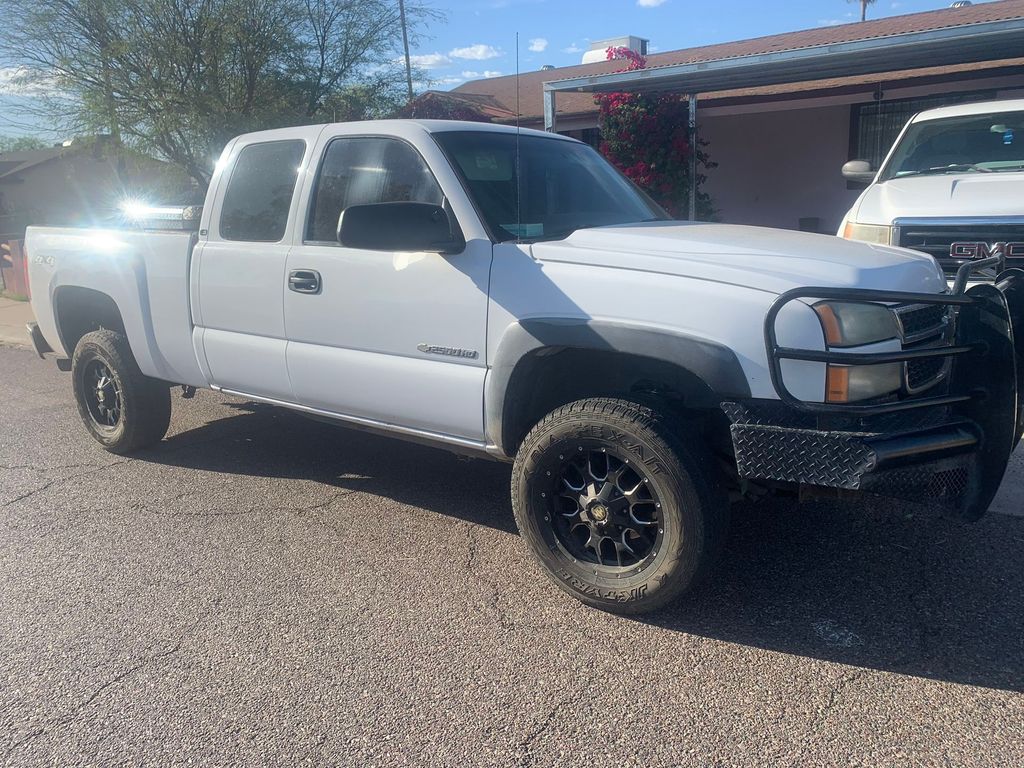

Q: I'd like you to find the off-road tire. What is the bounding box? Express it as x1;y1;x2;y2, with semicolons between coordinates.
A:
71;330;171;454
511;398;727;615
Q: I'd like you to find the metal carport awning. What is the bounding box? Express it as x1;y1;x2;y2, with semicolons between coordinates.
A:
542;16;1024;219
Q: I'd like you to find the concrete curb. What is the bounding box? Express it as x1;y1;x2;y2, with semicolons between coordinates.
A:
0;296;34;347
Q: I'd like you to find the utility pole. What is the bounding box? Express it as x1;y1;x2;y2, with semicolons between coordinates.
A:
398;0;414;102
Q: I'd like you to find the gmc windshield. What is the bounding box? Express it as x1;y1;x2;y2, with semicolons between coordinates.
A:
880;110;1024;181
433;131;666;242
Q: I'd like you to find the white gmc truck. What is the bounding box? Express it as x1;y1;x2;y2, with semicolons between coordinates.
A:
25;120;1024;614
839;98;1024;278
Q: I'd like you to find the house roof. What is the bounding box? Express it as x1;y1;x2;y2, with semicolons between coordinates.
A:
0;147;72;180
411;90;519;120
452;0;1024;123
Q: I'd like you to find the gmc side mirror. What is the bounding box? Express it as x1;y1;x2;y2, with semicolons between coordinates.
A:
337;202;464;254
841;159;876;184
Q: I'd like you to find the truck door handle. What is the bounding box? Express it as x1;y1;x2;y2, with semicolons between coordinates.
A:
288;269;321;294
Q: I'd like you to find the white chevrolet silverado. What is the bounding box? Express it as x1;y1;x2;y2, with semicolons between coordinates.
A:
839;98;1024;279
25;120;1024;614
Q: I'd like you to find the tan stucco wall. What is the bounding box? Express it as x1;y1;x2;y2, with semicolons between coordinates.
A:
700;104;857;234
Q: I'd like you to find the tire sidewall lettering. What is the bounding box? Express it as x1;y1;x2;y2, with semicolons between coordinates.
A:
523;421;678;602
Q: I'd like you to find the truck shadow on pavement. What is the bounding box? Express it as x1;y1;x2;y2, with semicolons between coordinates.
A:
657;499;1024;693
149;399;519;535
146;398;1024;693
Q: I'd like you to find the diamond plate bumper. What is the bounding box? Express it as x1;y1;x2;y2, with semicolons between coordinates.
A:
727;263;1024;520
722;401;978;492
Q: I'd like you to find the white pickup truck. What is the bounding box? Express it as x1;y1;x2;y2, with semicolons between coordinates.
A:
839;98;1024;279
25;120;1024;614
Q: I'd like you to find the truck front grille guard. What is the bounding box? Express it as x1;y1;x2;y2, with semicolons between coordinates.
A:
739;255;1021;519
764;255;1004;417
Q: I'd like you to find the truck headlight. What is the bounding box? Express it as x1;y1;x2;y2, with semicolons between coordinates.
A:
814;301;900;347
814;302;903;403
842;221;892;245
825;363;903;403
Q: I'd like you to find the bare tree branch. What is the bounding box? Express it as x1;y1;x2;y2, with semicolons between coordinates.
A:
0;0;441;185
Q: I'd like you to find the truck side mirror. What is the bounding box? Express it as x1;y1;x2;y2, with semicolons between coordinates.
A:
842;160;876;184
337;202;464;254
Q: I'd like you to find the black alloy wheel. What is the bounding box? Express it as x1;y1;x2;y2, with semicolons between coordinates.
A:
512;398;727;615
71;330;172;454
82;358;123;430
547;446;663;572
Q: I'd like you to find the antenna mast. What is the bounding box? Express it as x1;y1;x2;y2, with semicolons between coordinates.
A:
515;32;522;244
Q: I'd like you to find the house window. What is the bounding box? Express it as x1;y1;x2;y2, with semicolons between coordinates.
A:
850;91;995;169
558;128;601;149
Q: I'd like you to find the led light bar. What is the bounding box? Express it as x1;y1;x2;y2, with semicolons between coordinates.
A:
120;201;203;231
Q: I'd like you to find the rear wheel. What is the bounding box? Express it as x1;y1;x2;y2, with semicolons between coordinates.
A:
511;398;727;615
71;330;171;454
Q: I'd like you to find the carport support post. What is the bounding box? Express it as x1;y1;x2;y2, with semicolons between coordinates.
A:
543;88;556;132
688;93;698;221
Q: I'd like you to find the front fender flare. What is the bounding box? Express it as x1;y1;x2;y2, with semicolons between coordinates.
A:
485;318;751;456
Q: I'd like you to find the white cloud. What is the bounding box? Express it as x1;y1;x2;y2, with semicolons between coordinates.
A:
528;38;548;53
818;12;854;26
449;44;502;60
461;70;502;79
637;0;667;6
407;52;451;68
435;76;465;86
563;43;584;54
0;66;59;97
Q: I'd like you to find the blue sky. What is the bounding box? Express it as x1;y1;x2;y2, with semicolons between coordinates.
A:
417;0;971;89
0;0;982;137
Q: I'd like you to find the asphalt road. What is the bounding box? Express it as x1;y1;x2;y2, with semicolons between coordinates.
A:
1;343;1022;767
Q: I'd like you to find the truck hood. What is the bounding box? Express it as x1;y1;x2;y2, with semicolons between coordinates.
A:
851;171;1024;225
531;222;947;296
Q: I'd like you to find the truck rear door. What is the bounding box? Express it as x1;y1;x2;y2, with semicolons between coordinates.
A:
195;129;316;400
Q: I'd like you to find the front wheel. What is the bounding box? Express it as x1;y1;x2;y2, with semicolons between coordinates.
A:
511;398;727;615
71;330;171;454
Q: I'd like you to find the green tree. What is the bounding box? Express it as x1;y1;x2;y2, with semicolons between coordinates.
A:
396;93;492;122
0;0;440;185
0;135;48;153
849;0;877;22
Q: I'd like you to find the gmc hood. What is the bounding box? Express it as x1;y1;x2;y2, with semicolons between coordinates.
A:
851;171;1024;224
531;222;947;296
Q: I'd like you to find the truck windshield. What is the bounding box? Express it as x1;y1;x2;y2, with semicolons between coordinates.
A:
880;110;1024;181
433;131;667;242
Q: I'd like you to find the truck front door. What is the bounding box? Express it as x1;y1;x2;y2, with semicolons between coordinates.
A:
283;132;492;442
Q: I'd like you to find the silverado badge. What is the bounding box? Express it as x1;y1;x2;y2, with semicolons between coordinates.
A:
417;343;479;359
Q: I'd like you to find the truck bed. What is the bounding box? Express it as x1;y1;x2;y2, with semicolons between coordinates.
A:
26;226;207;387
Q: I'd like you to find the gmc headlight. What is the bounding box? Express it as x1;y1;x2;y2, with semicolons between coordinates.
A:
842;221;892;245
814;301;900;347
814;301;903;403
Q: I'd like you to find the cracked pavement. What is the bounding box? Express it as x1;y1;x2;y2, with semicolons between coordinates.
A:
1;344;1023;766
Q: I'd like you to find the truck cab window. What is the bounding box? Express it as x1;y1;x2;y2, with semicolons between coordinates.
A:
219;140;306;242
307;137;444;243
